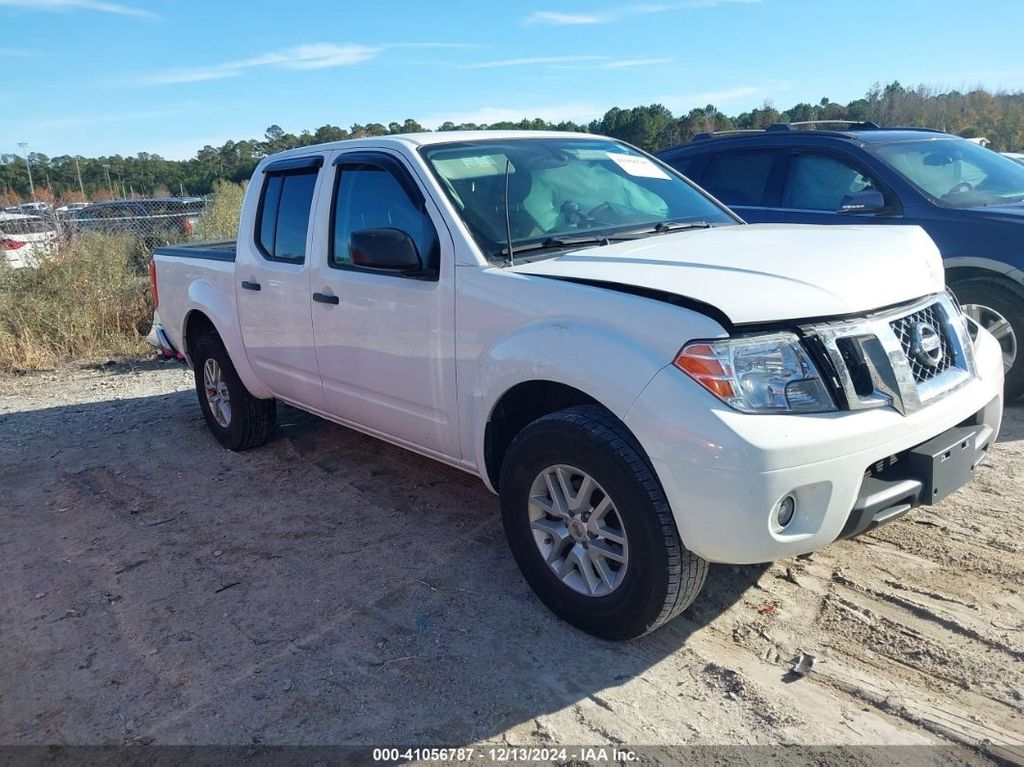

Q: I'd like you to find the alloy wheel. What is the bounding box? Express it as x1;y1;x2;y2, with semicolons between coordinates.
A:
202;358;232;428
528;464;629;597
962;303;1017;373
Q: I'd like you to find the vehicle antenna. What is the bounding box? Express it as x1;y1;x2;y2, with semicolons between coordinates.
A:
504;158;514;267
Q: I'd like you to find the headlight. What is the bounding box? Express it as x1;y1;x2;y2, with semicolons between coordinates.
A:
673;332;836;413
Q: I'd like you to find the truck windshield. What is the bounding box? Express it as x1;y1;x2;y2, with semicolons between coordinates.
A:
871;138;1024;209
421;138;736;262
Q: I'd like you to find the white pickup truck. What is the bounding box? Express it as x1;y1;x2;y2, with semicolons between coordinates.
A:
152;131;1004;639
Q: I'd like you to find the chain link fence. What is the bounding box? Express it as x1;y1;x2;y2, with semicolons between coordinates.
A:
1;196;210;270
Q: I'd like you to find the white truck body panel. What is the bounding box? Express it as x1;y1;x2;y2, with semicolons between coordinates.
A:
153;131;1004;567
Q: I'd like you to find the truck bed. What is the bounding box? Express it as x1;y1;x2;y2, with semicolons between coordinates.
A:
155;240;236;261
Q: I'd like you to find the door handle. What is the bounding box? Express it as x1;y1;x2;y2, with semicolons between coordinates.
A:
240;280;261;291
312;292;339;305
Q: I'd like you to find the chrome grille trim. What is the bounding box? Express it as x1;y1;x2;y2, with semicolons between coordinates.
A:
802;293;974;416
890;303;955;383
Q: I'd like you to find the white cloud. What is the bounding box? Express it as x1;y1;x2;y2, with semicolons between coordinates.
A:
528;11;606;24
460;55;610;69
139;41;474;85
418;102;603;128
0;0;155;19
525;0;758;25
141;43;383;85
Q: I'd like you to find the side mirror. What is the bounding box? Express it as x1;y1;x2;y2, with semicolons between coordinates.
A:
349;227;423;272
839;188;886;214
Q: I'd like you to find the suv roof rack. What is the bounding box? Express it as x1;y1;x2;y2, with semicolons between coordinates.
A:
690;121;952;144
692;129;766;141
766;120;881;131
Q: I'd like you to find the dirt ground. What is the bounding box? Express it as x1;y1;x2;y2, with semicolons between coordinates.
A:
1;360;1022;759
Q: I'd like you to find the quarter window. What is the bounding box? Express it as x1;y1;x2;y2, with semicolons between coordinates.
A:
256;169;318;263
701;150;776;207
331;165;439;273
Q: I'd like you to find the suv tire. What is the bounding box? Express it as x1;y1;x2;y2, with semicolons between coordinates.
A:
952;277;1024;399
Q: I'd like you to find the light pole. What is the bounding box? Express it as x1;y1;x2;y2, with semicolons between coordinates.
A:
75;157;86;199
17;141;35;201
103;164;112;195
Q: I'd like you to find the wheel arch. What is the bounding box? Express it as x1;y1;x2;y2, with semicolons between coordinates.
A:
945;258;1024;292
179;299;273;400
483;380;652;492
183;309;217;360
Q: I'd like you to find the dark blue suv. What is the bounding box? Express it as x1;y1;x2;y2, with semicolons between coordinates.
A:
657;122;1024;398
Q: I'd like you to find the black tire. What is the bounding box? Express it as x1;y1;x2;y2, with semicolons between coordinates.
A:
950;277;1024;400
192;331;277;450
499;404;707;640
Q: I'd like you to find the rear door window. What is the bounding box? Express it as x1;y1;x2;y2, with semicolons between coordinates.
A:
256;168;319;263
663;153;698;178
701;150;777;207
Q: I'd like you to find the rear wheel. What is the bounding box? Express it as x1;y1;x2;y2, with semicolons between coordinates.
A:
192;331;276;450
499;405;707;640
952;277;1024;399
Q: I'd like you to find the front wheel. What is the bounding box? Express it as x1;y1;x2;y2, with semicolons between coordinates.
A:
499;405;707;640
192;331;277;450
952;277;1024;400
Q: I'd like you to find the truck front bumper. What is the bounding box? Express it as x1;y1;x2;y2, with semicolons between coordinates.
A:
624;327;1005;564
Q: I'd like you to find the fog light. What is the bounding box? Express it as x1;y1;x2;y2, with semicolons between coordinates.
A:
774;495;796;532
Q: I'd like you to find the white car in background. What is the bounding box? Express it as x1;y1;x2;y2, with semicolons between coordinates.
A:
10;201;53;215
56;202;90;215
0;213;58;269
1002;152;1024;167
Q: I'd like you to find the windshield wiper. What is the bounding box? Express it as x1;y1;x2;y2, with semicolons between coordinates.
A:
979;194;1024;206
651;220;715;233
498;233;641;260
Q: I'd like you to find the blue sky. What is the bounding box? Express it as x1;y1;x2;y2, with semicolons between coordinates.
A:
1;0;1021;160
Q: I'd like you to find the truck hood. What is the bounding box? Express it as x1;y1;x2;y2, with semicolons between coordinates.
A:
508;223;945;326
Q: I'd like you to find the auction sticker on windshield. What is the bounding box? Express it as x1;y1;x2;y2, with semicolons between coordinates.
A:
606;152;670;180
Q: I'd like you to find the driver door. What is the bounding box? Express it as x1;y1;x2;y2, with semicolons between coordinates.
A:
308;151;460;458
776;150;902;224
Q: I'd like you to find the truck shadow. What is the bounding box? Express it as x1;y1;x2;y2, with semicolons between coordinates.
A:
0;388;772;745
997;401;1024;443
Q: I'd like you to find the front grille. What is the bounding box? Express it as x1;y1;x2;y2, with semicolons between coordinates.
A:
890;304;954;384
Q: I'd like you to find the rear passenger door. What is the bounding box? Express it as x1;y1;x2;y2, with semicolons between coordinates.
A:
236;156;327;410
696;149;783;223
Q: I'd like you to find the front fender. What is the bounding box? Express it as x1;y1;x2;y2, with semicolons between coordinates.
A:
181;279;273;400
468;319;674;490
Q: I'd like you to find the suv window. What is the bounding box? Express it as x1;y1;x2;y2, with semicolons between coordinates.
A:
256;169;318;263
782;153;879;211
331;164;439;272
701;150;776;207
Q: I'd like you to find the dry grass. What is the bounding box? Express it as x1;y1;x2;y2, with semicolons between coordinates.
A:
0;183;245;373
0;233;153;372
192;180;245;241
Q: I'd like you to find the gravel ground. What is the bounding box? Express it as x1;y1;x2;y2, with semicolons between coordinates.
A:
0;360;1021;759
